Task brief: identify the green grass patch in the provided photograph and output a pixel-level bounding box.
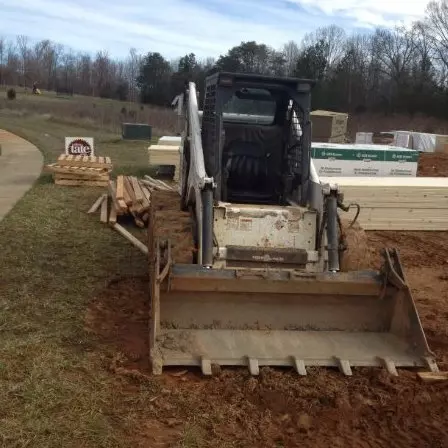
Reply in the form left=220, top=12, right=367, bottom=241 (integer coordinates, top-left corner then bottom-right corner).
left=0, top=177, right=150, bottom=446
left=0, top=115, right=177, bottom=447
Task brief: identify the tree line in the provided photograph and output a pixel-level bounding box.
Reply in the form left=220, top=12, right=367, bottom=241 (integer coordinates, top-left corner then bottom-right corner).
left=2, top=0, right=448, bottom=117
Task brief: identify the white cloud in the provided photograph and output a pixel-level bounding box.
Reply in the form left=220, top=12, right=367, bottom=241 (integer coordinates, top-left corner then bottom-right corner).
left=288, top=0, right=429, bottom=27
left=2, top=0, right=316, bottom=57
left=0, top=0, right=431, bottom=58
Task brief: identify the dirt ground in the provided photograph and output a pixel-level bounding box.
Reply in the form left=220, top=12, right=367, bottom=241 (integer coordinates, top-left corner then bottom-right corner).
left=418, top=152, right=448, bottom=177
left=86, top=152, right=448, bottom=448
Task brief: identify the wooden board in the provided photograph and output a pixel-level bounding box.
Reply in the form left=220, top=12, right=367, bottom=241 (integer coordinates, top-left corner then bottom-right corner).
left=100, top=196, right=108, bottom=223
left=108, top=181, right=125, bottom=215
left=88, top=194, right=107, bottom=214
left=140, top=183, right=151, bottom=203
left=54, top=179, right=109, bottom=187
left=105, top=176, right=153, bottom=228
left=321, top=177, right=448, bottom=187
left=57, top=154, right=113, bottom=169
left=148, top=146, right=180, bottom=166
left=149, top=154, right=180, bottom=165
left=324, top=176, right=448, bottom=231
left=116, top=176, right=125, bottom=200
left=131, top=176, right=144, bottom=204
left=158, top=136, right=181, bottom=146
left=109, top=202, right=117, bottom=224
left=417, top=371, right=448, bottom=383
left=53, top=172, right=109, bottom=181
left=123, top=176, right=134, bottom=206
left=118, top=198, right=127, bottom=210
left=112, top=223, right=148, bottom=255
left=148, top=145, right=181, bottom=151
left=47, top=163, right=110, bottom=174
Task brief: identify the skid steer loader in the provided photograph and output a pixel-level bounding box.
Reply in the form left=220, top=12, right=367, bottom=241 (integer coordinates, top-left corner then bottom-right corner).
left=148, top=72, right=438, bottom=376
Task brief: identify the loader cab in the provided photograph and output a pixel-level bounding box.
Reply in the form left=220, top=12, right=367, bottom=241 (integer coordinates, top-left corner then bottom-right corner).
left=201, top=72, right=315, bottom=207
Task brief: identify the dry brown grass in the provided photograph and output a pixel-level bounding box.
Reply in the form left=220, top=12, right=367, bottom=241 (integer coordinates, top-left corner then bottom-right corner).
left=0, top=114, right=157, bottom=447
left=0, top=180, right=150, bottom=447
left=0, top=109, right=158, bottom=179
left=0, top=86, right=177, bottom=136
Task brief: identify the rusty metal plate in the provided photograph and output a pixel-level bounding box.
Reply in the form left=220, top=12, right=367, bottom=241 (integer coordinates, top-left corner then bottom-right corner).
left=226, top=245, right=308, bottom=265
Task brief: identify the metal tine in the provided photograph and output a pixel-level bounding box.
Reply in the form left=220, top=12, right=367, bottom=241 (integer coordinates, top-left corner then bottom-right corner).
left=201, top=358, right=212, bottom=375
left=292, top=358, right=307, bottom=376
left=337, top=358, right=353, bottom=376
left=248, top=358, right=260, bottom=376
left=382, top=357, right=398, bottom=376
left=423, top=356, right=440, bottom=373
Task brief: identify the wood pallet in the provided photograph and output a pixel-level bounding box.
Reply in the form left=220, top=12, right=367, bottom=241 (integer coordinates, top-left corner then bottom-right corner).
left=57, top=154, right=112, bottom=169
left=321, top=176, right=448, bottom=231
left=46, top=154, right=113, bottom=187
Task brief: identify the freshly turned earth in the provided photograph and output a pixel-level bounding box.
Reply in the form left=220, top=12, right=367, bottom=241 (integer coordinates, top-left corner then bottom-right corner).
left=86, top=152, right=448, bottom=447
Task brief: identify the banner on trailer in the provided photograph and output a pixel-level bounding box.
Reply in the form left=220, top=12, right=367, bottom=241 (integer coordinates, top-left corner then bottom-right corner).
left=65, top=137, right=95, bottom=156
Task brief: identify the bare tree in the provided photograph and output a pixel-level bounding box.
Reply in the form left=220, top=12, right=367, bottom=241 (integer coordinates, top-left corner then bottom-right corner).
left=337, top=34, right=371, bottom=110
left=302, top=25, right=346, bottom=69
left=16, top=35, right=30, bottom=87
left=92, top=51, right=112, bottom=97
left=78, top=54, right=93, bottom=95
left=422, top=0, right=448, bottom=81
left=0, top=37, right=5, bottom=86
left=41, top=41, right=57, bottom=90
left=125, top=48, right=141, bottom=103
left=60, top=50, right=77, bottom=90
left=283, top=40, right=300, bottom=76
left=372, top=27, right=416, bottom=83
left=6, top=40, right=19, bottom=86
left=0, top=9, right=447, bottom=116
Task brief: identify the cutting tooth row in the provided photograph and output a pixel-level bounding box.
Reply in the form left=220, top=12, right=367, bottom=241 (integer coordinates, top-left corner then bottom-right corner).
left=196, top=356, right=440, bottom=377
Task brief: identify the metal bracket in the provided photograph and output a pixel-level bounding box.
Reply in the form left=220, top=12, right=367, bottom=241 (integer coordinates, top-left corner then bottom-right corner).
left=382, top=248, right=407, bottom=290
left=157, top=239, right=172, bottom=284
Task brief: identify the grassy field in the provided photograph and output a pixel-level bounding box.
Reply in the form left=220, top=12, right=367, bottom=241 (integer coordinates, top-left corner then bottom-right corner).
left=0, top=107, right=193, bottom=447
left=0, top=86, right=177, bottom=137
left=0, top=109, right=155, bottom=174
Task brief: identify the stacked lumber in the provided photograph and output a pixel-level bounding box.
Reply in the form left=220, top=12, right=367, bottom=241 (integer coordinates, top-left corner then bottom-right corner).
left=108, top=175, right=152, bottom=228
left=46, top=155, right=112, bottom=186
left=311, top=110, right=348, bottom=143
left=87, top=175, right=176, bottom=255
left=87, top=192, right=148, bottom=255
left=321, top=176, right=448, bottom=231
left=148, top=144, right=180, bottom=181
left=98, top=175, right=175, bottom=228
left=159, top=136, right=181, bottom=146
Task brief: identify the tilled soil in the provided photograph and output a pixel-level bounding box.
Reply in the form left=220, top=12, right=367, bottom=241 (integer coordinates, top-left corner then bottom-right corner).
left=87, top=234, right=448, bottom=448
left=418, top=152, right=448, bottom=177
left=86, top=152, right=448, bottom=447
left=87, top=258, right=448, bottom=447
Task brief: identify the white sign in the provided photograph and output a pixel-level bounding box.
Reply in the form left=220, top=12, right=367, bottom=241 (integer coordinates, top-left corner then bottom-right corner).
left=65, top=137, right=95, bottom=156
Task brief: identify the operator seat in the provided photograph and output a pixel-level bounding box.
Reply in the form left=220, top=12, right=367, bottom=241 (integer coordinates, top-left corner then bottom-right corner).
left=222, top=123, right=283, bottom=204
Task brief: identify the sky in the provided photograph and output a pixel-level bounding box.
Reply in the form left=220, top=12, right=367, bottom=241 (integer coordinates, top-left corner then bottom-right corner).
left=0, top=0, right=431, bottom=59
